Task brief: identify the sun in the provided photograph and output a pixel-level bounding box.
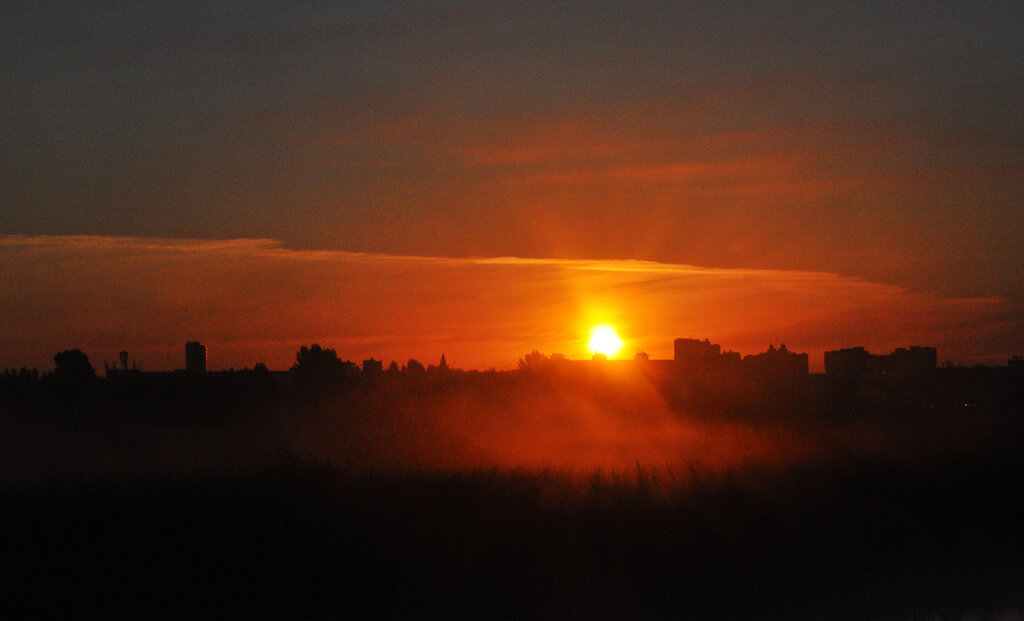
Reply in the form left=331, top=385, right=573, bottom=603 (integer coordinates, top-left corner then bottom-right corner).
left=588, top=324, right=624, bottom=358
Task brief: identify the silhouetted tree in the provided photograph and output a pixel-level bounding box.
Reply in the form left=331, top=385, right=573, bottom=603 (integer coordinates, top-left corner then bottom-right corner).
left=247, top=362, right=276, bottom=401
left=1, top=367, right=40, bottom=404
left=46, top=349, right=97, bottom=403
left=292, top=345, right=343, bottom=375
left=405, top=359, right=425, bottom=375
left=2, top=367, right=39, bottom=384
left=518, top=350, right=549, bottom=371
left=52, top=349, right=96, bottom=382
left=291, top=344, right=358, bottom=393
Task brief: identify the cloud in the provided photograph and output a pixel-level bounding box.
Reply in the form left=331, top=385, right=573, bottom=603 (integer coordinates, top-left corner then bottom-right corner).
left=1, top=235, right=1020, bottom=372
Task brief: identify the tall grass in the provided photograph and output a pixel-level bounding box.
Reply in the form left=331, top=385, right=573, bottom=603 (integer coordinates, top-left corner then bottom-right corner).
left=3, top=447, right=1024, bottom=618
left=3, top=375, right=1022, bottom=616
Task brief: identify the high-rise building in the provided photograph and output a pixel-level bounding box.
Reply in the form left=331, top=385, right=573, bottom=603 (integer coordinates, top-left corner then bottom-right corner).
left=185, top=341, right=207, bottom=373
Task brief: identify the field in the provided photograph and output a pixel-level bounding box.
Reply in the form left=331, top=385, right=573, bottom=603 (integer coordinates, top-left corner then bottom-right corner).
left=2, top=373, right=1023, bottom=617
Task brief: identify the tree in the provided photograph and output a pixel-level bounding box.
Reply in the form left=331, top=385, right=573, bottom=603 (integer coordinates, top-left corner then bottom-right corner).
left=517, top=350, right=549, bottom=371
left=291, top=344, right=357, bottom=392
left=293, top=344, right=341, bottom=373
left=53, top=349, right=96, bottom=382
left=48, top=349, right=97, bottom=401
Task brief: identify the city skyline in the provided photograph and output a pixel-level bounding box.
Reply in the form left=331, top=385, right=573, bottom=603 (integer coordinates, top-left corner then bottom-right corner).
left=4, top=3, right=1019, bottom=368
left=2, top=234, right=1021, bottom=373
left=2, top=2, right=1023, bottom=371
left=3, top=4, right=1023, bottom=616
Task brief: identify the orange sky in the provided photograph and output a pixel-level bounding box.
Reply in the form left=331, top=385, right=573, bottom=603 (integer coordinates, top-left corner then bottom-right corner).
left=2, top=235, right=1019, bottom=373
left=3, top=3, right=1022, bottom=312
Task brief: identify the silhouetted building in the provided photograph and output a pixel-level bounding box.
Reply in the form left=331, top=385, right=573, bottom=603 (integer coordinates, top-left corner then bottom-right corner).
left=889, top=346, right=938, bottom=378
left=825, top=346, right=936, bottom=379
left=185, top=341, right=207, bottom=373
left=439, top=353, right=448, bottom=370
left=673, top=338, right=742, bottom=375
left=743, top=344, right=809, bottom=383
left=824, top=347, right=871, bottom=378
left=674, top=338, right=721, bottom=364
left=362, top=358, right=383, bottom=377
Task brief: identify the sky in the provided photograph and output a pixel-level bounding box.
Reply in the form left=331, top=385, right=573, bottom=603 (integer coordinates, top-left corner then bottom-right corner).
left=1, top=1, right=1022, bottom=371
left=1, top=235, right=1019, bottom=372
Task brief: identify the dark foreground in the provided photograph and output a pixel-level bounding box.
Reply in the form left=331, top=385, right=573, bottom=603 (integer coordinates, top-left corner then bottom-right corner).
left=4, top=449, right=1024, bottom=619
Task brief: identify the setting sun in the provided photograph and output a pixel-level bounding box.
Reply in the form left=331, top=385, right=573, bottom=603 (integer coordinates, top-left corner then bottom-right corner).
left=588, top=324, right=624, bottom=358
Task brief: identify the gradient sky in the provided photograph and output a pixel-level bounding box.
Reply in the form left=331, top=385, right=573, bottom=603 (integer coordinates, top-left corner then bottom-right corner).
left=2, top=2, right=1022, bottom=370
left=1, top=235, right=1020, bottom=372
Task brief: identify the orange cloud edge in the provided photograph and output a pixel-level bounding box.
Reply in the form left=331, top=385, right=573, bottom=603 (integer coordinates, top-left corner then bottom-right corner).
left=0, top=235, right=1018, bottom=373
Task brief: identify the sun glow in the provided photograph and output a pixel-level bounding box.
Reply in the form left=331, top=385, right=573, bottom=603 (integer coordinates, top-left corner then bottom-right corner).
left=588, top=324, right=624, bottom=358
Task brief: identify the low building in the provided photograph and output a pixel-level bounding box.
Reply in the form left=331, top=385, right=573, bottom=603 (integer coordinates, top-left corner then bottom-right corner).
left=824, top=346, right=936, bottom=379
left=743, top=344, right=809, bottom=382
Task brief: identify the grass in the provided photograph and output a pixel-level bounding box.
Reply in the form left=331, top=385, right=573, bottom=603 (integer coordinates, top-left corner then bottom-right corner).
left=3, top=375, right=1022, bottom=617
left=3, top=448, right=1024, bottom=618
